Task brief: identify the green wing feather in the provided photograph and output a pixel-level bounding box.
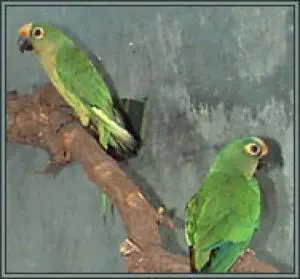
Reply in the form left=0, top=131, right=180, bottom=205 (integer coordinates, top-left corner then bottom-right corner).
left=56, top=45, right=114, bottom=118
left=55, top=43, right=136, bottom=152
left=185, top=173, right=260, bottom=273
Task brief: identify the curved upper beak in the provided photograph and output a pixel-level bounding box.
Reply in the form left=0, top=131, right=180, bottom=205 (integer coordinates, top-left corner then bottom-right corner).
left=18, top=37, right=33, bottom=53
left=17, top=22, right=33, bottom=53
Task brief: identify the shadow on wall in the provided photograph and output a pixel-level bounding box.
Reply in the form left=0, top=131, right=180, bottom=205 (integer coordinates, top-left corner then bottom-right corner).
left=252, top=137, right=292, bottom=273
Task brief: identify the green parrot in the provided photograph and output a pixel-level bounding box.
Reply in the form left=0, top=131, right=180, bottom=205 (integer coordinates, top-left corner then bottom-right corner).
left=17, top=22, right=144, bottom=217
left=184, top=136, right=268, bottom=273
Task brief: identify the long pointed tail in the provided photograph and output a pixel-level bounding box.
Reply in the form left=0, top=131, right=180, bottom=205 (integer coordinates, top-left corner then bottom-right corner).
left=91, top=106, right=141, bottom=160
left=117, top=98, right=146, bottom=141
left=91, top=99, right=146, bottom=217
left=107, top=97, right=146, bottom=160
left=189, top=246, right=197, bottom=273
left=201, top=242, right=248, bottom=273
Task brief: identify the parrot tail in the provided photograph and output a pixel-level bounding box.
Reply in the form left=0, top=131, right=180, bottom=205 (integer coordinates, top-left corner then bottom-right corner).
left=189, top=246, right=197, bottom=273
left=108, top=97, right=146, bottom=161
left=201, top=242, right=247, bottom=273
left=91, top=106, right=141, bottom=159
left=109, top=129, right=140, bottom=156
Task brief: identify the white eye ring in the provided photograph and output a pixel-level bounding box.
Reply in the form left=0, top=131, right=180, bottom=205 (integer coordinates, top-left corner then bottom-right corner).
left=32, top=27, right=45, bottom=39
left=244, top=143, right=261, bottom=156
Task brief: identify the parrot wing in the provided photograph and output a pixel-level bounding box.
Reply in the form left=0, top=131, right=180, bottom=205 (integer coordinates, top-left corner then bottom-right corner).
left=185, top=194, right=230, bottom=271
left=54, top=43, right=139, bottom=155
left=185, top=174, right=259, bottom=272
left=185, top=194, right=229, bottom=248
left=55, top=44, right=115, bottom=120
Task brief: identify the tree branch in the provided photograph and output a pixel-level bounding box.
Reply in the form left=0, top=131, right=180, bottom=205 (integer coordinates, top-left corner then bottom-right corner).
left=6, top=82, right=278, bottom=273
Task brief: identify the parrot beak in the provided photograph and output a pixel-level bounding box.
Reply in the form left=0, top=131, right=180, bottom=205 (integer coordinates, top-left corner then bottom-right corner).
left=17, top=22, right=33, bottom=53
left=257, top=156, right=270, bottom=170
left=17, top=37, right=33, bottom=53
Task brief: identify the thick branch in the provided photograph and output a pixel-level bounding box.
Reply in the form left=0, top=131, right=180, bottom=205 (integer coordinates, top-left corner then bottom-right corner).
left=6, top=82, right=278, bottom=273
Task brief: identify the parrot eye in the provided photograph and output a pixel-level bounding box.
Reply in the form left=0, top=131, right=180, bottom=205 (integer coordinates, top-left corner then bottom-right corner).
left=244, top=143, right=261, bottom=156
left=32, top=27, right=45, bottom=39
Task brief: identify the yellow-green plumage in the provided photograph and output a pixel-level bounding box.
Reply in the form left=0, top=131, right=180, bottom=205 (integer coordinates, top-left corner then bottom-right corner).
left=184, top=136, right=268, bottom=273
left=19, top=23, right=138, bottom=153
left=18, top=22, right=141, bottom=217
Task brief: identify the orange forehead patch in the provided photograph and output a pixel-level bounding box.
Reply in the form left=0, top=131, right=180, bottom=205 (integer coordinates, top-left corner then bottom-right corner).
left=18, top=22, right=33, bottom=37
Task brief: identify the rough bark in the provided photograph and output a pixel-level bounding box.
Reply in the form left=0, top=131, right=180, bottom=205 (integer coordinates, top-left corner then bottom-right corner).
left=6, top=82, right=279, bottom=273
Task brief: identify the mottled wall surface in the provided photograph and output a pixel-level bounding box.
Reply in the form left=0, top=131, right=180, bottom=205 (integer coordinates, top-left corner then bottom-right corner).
left=6, top=6, right=294, bottom=272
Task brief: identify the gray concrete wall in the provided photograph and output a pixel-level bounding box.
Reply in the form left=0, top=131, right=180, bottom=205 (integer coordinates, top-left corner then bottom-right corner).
left=6, top=5, right=294, bottom=272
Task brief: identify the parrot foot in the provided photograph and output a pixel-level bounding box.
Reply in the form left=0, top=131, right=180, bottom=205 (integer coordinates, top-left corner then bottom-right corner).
left=157, top=205, right=165, bottom=215
left=58, top=105, right=89, bottom=126
left=239, top=248, right=256, bottom=259
left=58, top=104, right=73, bottom=114
left=155, top=205, right=174, bottom=230
left=119, top=238, right=142, bottom=256
left=55, top=119, right=78, bottom=134
left=245, top=248, right=256, bottom=256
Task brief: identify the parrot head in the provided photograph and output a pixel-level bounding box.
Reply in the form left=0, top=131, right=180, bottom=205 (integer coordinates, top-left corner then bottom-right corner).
left=210, top=136, right=269, bottom=179
left=17, top=22, right=67, bottom=54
